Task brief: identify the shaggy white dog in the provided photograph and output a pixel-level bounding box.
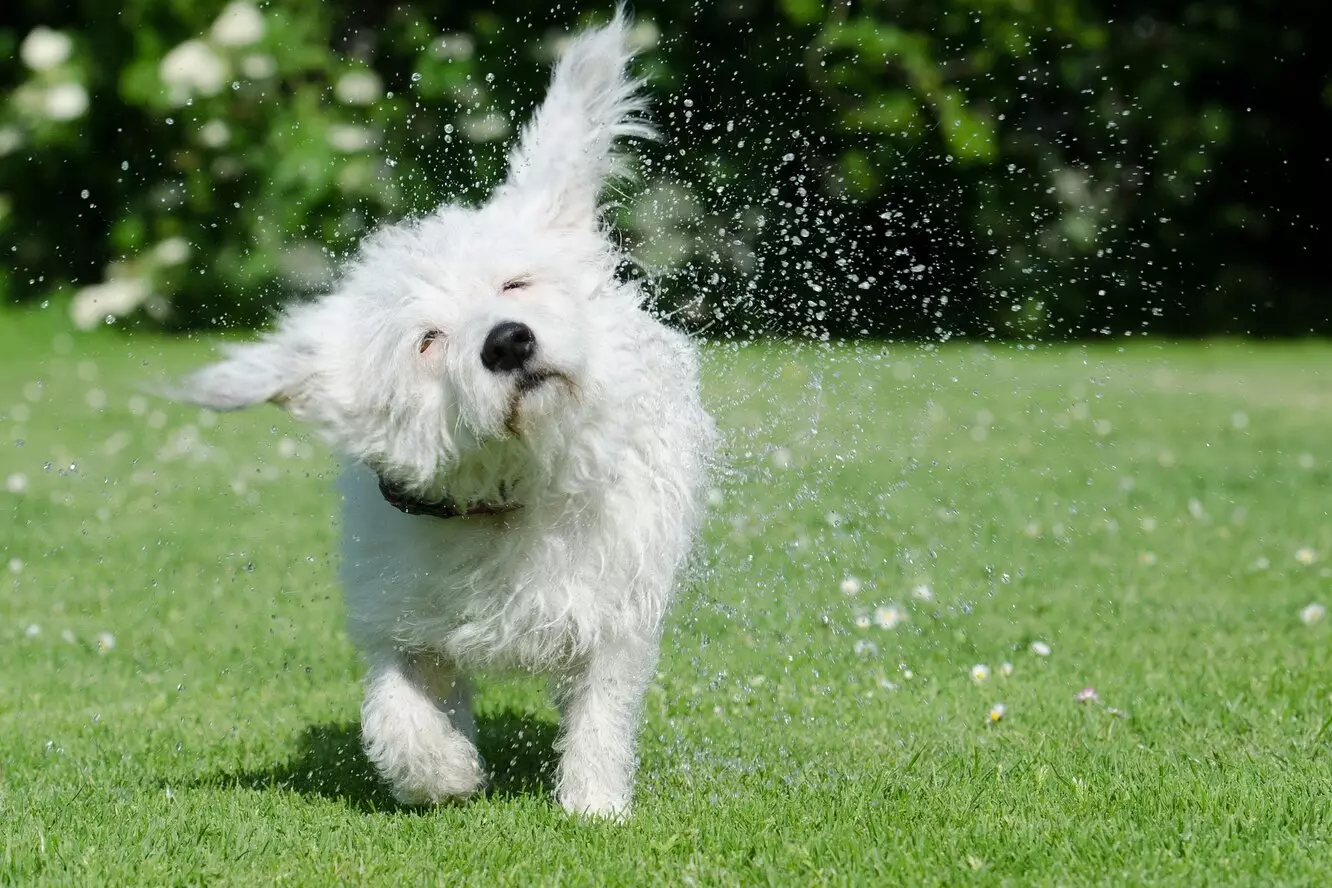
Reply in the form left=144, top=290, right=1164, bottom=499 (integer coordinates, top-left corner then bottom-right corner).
left=173, top=13, right=714, bottom=819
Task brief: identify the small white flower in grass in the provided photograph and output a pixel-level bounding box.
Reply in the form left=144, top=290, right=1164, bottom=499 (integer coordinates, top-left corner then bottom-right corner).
left=44, top=83, right=88, bottom=121
left=971, top=664, right=990, bottom=684
left=770, top=447, right=792, bottom=470
left=211, top=1, right=265, bottom=47
left=20, top=27, right=72, bottom=71
left=987, top=703, right=1006, bottom=723
left=911, top=583, right=934, bottom=602
left=840, top=575, right=861, bottom=597
left=1301, top=603, right=1326, bottom=626
left=853, top=639, right=878, bottom=657
left=1296, top=548, right=1318, bottom=565
left=335, top=70, right=383, bottom=106
left=96, top=631, right=116, bottom=654
left=60, top=629, right=76, bottom=644
left=1030, top=640, right=1052, bottom=657
left=25, top=624, right=41, bottom=638
left=9, top=557, right=24, bottom=574
left=1000, top=661, right=1014, bottom=677
left=1298, top=452, right=1316, bottom=470
left=853, top=613, right=871, bottom=630
left=874, top=604, right=907, bottom=630
left=6, top=473, right=28, bottom=494
left=1187, top=498, right=1205, bottom=520
left=1074, top=686, right=1099, bottom=704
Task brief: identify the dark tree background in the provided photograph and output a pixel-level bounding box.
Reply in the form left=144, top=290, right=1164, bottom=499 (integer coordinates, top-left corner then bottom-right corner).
left=1, top=0, right=1327, bottom=339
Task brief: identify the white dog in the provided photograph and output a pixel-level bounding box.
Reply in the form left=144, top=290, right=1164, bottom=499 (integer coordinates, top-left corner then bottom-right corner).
left=173, top=14, right=714, bottom=819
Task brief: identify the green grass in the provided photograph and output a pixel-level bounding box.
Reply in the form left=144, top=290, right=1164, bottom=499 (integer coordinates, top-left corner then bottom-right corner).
left=3, top=305, right=1332, bottom=885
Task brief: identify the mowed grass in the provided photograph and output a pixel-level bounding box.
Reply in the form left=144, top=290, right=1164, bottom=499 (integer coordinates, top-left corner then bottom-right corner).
left=3, top=305, right=1332, bottom=885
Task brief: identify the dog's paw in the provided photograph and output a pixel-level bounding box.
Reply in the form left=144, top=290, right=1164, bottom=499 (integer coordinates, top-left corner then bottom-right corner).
left=557, top=786, right=632, bottom=822
left=363, top=708, right=486, bottom=806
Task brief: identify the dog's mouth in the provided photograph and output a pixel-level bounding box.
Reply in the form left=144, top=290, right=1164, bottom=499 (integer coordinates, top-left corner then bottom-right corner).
left=516, top=369, right=557, bottom=394
left=504, top=368, right=579, bottom=437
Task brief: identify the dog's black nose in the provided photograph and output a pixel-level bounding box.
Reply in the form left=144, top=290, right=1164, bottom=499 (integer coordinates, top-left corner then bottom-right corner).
left=480, top=321, right=537, bottom=373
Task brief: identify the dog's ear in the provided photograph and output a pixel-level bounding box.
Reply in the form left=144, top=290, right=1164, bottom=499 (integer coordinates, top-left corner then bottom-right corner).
left=167, top=312, right=331, bottom=422
left=495, top=10, right=653, bottom=229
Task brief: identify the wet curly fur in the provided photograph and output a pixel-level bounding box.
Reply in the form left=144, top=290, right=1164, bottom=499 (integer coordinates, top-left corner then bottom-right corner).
left=173, top=12, right=715, bottom=818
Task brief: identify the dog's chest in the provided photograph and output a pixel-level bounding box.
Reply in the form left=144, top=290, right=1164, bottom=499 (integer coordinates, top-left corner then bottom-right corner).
left=341, top=487, right=646, bottom=668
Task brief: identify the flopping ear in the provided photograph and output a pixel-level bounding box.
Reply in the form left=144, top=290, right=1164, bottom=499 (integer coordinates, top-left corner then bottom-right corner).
left=495, top=10, right=654, bottom=228
left=168, top=324, right=327, bottom=421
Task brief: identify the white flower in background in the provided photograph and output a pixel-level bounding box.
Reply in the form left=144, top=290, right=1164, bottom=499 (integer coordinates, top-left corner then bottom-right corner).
left=1295, top=547, right=1318, bottom=565
left=970, top=664, right=990, bottom=684
left=198, top=119, right=230, bottom=148
left=6, top=473, right=28, bottom=494
left=0, top=126, right=24, bottom=156
left=71, top=276, right=151, bottom=330
left=987, top=703, right=1006, bottom=723
left=44, top=83, right=89, bottom=121
left=326, top=124, right=377, bottom=153
left=95, top=631, right=116, bottom=653
left=153, top=237, right=190, bottom=266
left=211, top=1, right=265, bottom=47
left=20, top=27, right=73, bottom=71
left=999, top=661, right=1014, bottom=677
left=1030, top=640, right=1052, bottom=657
left=461, top=112, right=511, bottom=143
left=839, top=576, right=861, bottom=597
left=160, top=40, right=228, bottom=103
left=241, top=53, right=276, bottom=80
left=1301, top=603, right=1326, bottom=626
left=911, top=583, right=934, bottom=602
left=335, top=70, right=383, bottom=106
left=432, top=33, right=475, bottom=60
left=628, top=20, right=660, bottom=51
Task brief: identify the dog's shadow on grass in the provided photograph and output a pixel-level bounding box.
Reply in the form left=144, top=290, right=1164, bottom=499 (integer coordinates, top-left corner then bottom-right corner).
left=197, top=711, right=558, bottom=813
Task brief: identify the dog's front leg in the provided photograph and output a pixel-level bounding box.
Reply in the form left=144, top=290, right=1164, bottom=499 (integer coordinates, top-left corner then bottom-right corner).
left=360, top=651, right=485, bottom=806
left=553, top=635, right=658, bottom=819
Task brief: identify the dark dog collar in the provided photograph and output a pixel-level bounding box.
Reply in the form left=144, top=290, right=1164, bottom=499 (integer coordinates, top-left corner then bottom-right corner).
left=377, top=476, right=523, bottom=519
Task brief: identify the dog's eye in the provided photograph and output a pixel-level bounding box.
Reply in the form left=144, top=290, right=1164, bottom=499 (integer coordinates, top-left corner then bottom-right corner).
left=501, top=278, right=531, bottom=293
left=419, top=330, right=442, bottom=354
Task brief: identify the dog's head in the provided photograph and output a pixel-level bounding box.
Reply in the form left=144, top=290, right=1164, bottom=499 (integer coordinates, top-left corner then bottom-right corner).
left=173, top=14, right=654, bottom=495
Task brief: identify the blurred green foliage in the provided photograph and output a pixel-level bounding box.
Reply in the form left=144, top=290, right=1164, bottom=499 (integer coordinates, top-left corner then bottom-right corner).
left=1, top=1, right=1326, bottom=338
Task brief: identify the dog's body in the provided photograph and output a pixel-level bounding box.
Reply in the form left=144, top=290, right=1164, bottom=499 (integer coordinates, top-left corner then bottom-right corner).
left=173, top=15, right=714, bottom=818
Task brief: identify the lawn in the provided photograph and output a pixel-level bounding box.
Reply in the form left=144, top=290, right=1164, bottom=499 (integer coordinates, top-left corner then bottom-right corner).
left=3, top=305, right=1332, bottom=885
